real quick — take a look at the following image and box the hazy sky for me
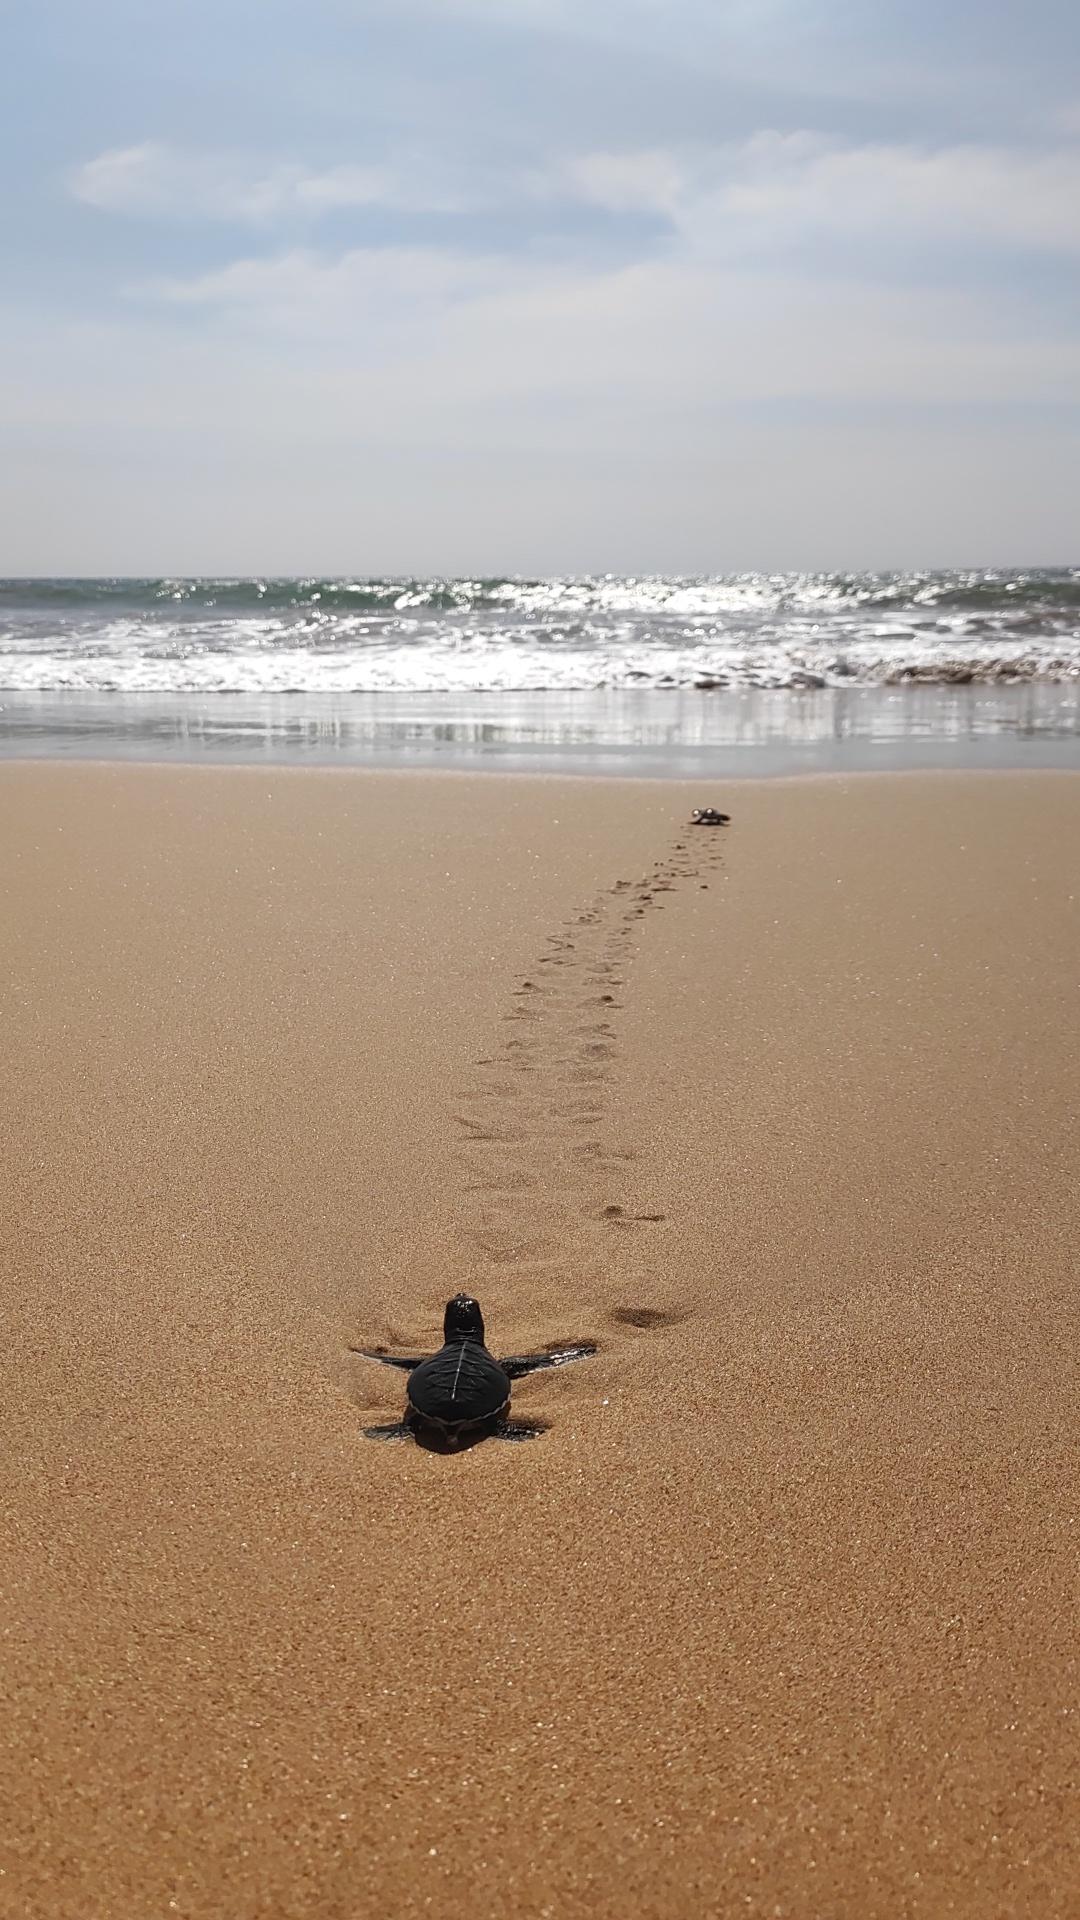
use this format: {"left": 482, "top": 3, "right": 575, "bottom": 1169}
{"left": 3, "top": 0, "right": 1078, "bottom": 573}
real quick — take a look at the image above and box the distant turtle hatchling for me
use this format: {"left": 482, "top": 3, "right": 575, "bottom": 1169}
{"left": 690, "top": 806, "right": 730, "bottom": 826}
{"left": 352, "top": 1293, "right": 596, "bottom": 1450}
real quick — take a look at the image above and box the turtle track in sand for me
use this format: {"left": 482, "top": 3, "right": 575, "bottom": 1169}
{"left": 451, "top": 824, "right": 729, "bottom": 1331}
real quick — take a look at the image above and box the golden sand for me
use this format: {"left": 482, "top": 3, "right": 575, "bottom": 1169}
{"left": 1, "top": 764, "right": 1077, "bottom": 1918}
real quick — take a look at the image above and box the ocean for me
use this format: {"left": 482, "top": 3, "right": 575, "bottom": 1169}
{"left": 2, "top": 571, "right": 1079, "bottom": 695}
{"left": 3, "top": 572, "right": 1079, "bottom": 773}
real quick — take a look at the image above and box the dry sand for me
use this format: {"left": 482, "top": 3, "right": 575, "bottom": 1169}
{"left": 0, "top": 763, "right": 1077, "bottom": 1920}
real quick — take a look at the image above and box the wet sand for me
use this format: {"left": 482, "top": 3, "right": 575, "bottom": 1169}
{"left": 1, "top": 763, "right": 1077, "bottom": 1918}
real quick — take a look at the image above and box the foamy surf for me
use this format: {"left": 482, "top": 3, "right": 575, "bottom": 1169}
{"left": 1, "top": 571, "right": 1078, "bottom": 693}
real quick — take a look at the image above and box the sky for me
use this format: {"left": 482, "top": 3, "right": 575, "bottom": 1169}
{"left": 1, "top": 0, "right": 1078, "bottom": 574}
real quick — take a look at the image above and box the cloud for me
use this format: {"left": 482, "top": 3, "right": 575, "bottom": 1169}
{"left": 390, "top": 0, "right": 1080, "bottom": 116}
{"left": 73, "top": 138, "right": 684, "bottom": 235}
{"left": 559, "top": 149, "right": 688, "bottom": 217}
{"left": 703, "top": 133, "right": 1080, "bottom": 256}
{"left": 130, "top": 230, "right": 1080, "bottom": 424}
{"left": 395, "top": 0, "right": 795, "bottom": 46}
{"left": 567, "top": 133, "right": 1080, "bottom": 258}
{"left": 120, "top": 125, "right": 1080, "bottom": 425}
{"left": 59, "top": 126, "right": 1080, "bottom": 558}
{"left": 75, "top": 132, "right": 1080, "bottom": 267}
{"left": 14, "top": 0, "right": 1080, "bottom": 570}
{"left": 69, "top": 142, "right": 474, "bottom": 223}
{"left": 141, "top": 245, "right": 537, "bottom": 354}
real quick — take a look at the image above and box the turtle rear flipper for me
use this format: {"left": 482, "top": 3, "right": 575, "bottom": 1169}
{"left": 405, "top": 1401, "right": 511, "bottom": 1453}
{"left": 351, "top": 1348, "right": 429, "bottom": 1371}
{"left": 501, "top": 1342, "right": 596, "bottom": 1379}
{"left": 363, "top": 1416, "right": 547, "bottom": 1445}
{"left": 495, "top": 1418, "right": 549, "bottom": 1442}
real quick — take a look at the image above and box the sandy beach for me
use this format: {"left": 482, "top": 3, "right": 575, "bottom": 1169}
{"left": 1, "top": 762, "right": 1077, "bottom": 1919}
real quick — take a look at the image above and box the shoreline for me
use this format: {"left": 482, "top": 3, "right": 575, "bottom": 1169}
{"left": 5, "top": 754, "right": 1080, "bottom": 791}
{"left": 2, "top": 683, "right": 1080, "bottom": 778}
{"left": 2, "top": 763, "right": 1077, "bottom": 1918}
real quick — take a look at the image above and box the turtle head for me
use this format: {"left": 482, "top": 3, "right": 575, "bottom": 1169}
{"left": 444, "top": 1292, "right": 485, "bottom": 1343}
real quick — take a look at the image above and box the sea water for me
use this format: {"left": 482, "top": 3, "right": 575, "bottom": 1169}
{"left": 2, "top": 573, "right": 1079, "bottom": 772}
{"left": 2, "top": 571, "right": 1079, "bottom": 694}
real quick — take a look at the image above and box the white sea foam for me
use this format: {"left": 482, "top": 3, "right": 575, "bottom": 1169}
{"left": 1, "top": 572, "right": 1078, "bottom": 693}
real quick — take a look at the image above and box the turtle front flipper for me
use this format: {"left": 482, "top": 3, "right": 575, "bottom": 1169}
{"left": 350, "top": 1348, "right": 430, "bottom": 1372}
{"left": 362, "top": 1421, "right": 413, "bottom": 1442}
{"left": 501, "top": 1342, "right": 597, "bottom": 1379}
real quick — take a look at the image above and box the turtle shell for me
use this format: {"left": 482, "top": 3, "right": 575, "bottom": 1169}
{"left": 406, "top": 1340, "right": 511, "bottom": 1428}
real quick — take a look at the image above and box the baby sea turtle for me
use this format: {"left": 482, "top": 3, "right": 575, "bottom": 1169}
{"left": 353, "top": 1293, "right": 596, "bottom": 1451}
{"left": 691, "top": 806, "right": 730, "bottom": 826}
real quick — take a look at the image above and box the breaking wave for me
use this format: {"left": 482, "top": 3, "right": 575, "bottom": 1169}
{"left": 2, "top": 570, "right": 1078, "bottom": 693}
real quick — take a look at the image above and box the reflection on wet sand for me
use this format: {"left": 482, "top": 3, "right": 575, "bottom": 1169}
{"left": 2, "top": 684, "right": 1080, "bottom": 775}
